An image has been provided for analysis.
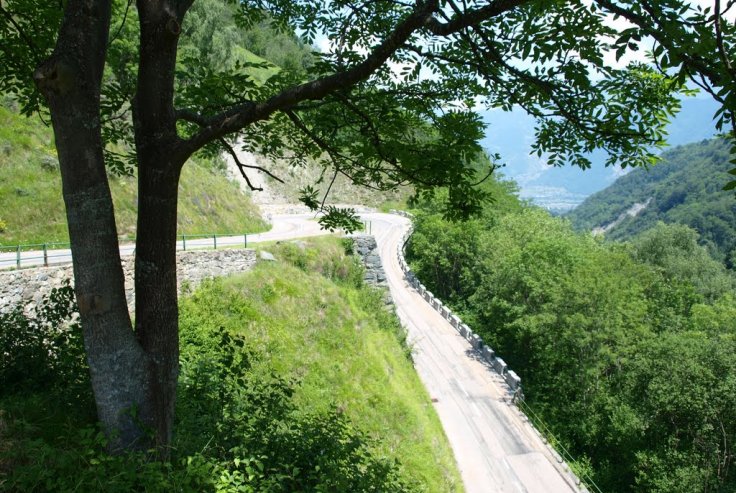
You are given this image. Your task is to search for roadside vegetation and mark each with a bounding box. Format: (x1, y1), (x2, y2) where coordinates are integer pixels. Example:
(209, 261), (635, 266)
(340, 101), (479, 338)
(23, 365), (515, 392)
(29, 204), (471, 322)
(407, 174), (736, 492)
(0, 236), (462, 492)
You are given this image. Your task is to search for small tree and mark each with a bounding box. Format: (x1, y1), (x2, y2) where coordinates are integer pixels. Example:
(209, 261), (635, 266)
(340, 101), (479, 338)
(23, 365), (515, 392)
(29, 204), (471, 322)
(0, 0), (729, 454)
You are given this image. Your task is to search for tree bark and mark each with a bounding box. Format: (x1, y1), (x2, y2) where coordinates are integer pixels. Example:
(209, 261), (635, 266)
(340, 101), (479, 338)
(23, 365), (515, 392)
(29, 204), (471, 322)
(37, 0), (192, 454)
(132, 156), (182, 452)
(131, 0), (190, 452)
(34, 0), (149, 452)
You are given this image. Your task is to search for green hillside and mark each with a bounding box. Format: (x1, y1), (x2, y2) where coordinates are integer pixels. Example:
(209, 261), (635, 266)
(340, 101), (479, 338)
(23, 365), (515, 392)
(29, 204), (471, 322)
(566, 137), (736, 263)
(0, 103), (267, 246)
(1, 237), (462, 492)
(407, 175), (736, 492)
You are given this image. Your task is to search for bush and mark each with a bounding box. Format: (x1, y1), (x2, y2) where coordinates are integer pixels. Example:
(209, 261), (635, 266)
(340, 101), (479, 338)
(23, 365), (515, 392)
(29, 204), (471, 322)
(177, 323), (416, 492)
(272, 238), (364, 288)
(0, 281), (88, 403)
(1, 281), (417, 492)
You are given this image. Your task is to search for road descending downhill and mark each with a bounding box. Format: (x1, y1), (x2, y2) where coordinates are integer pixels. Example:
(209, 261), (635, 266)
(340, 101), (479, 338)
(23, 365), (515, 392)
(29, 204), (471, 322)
(363, 212), (582, 493)
(2, 211), (582, 492)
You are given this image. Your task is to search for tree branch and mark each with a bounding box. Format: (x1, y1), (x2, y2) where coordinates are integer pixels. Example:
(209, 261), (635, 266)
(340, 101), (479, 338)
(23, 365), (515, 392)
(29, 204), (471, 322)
(178, 0), (538, 161)
(108, 0), (133, 47)
(175, 108), (209, 126)
(182, 0), (441, 154)
(596, 0), (720, 84)
(0, 3), (40, 57)
(715, 0), (736, 83)
(321, 168), (340, 209)
(219, 137), (285, 191)
(283, 109), (398, 191)
(424, 0), (530, 36)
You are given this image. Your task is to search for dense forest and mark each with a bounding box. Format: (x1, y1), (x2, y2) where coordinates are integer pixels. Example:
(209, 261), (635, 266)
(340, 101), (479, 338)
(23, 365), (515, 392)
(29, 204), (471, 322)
(407, 174), (736, 492)
(566, 138), (736, 265)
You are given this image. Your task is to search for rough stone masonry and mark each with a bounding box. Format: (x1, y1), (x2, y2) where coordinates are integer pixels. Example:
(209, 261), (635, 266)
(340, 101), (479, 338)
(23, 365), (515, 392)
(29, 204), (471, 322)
(0, 249), (257, 315)
(351, 234), (395, 307)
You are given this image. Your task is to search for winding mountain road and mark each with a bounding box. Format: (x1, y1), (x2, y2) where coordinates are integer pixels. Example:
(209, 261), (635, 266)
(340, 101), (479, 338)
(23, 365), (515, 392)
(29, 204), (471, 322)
(1, 211), (582, 492)
(365, 212), (582, 493)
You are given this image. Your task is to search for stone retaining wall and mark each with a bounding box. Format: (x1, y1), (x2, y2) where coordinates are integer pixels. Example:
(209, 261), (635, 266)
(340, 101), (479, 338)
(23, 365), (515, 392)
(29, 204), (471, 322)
(0, 249), (257, 315)
(351, 234), (395, 308)
(351, 235), (387, 287)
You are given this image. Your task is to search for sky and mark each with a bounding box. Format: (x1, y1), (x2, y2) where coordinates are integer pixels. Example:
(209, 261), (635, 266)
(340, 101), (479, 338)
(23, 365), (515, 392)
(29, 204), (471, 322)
(482, 95), (721, 212)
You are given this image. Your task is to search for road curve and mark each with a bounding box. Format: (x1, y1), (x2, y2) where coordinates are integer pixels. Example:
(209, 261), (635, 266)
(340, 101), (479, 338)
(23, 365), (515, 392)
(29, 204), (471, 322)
(364, 212), (582, 493)
(2, 212), (582, 492)
(0, 214), (329, 270)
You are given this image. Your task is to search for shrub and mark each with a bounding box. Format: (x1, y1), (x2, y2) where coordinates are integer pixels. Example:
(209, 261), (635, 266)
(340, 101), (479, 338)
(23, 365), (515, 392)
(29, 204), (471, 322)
(1, 282), (417, 492)
(177, 323), (416, 492)
(0, 281), (88, 403)
(272, 238), (364, 288)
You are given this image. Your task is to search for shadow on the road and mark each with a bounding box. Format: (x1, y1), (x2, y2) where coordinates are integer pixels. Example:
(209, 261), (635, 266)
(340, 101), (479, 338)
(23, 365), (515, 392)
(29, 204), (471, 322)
(464, 347), (516, 400)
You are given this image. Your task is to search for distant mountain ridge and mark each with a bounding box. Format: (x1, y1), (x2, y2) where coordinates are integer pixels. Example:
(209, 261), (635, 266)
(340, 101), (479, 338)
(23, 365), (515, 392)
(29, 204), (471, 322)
(566, 137), (736, 264)
(483, 96), (721, 212)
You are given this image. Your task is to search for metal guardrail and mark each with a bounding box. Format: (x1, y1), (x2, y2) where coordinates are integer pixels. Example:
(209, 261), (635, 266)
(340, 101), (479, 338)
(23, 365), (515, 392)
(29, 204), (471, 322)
(515, 398), (604, 493)
(390, 208), (604, 493)
(175, 233), (249, 252)
(0, 242), (71, 269)
(0, 233), (251, 269)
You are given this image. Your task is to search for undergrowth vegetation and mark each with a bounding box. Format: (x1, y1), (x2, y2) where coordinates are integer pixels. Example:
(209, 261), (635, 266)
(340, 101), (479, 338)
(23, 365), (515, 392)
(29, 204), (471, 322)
(0, 237), (461, 492)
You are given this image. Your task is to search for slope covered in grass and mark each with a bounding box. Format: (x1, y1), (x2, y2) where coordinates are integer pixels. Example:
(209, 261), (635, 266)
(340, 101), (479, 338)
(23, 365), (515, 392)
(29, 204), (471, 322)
(0, 103), (267, 246)
(1, 236), (462, 492)
(179, 236), (463, 492)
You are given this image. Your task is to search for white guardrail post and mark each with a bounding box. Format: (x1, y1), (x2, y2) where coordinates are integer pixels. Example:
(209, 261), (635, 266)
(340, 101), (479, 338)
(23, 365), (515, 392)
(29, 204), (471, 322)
(388, 209), (600, 493)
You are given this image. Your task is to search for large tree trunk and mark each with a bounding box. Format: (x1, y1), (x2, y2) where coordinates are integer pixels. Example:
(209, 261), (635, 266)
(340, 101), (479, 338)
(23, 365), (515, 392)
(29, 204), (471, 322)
(132, 157), (182, 452)
(130, 0), (191, 453)
(36, 0), (194, 455)
(34, 0), (150, 452)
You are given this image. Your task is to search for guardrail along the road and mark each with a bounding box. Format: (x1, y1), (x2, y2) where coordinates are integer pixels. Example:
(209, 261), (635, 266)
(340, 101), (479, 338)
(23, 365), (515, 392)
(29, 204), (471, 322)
(389, 209), (602, 493)
(0, 232), (251, 270)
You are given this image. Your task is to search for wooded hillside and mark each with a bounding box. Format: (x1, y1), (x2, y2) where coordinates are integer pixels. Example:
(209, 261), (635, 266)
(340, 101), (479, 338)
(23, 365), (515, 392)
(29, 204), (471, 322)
(407, 174), (736, 492)
(566, 138), (736, 264)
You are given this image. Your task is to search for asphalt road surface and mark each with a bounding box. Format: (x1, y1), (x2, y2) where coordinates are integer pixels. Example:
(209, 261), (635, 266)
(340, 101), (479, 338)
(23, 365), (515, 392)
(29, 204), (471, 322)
(0, 214), (329, 270)
(364, 212), (582, 493)
(2, 212), (583, 492)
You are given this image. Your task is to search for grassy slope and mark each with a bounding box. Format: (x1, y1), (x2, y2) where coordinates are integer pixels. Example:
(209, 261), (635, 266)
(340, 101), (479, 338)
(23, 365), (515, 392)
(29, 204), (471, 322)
(180, 236), (463, 492)
(0, 104), (267, 246)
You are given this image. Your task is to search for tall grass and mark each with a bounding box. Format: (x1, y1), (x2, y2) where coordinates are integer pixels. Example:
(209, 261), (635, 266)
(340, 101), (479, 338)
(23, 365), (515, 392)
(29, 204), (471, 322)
(0, 104), (267, 246)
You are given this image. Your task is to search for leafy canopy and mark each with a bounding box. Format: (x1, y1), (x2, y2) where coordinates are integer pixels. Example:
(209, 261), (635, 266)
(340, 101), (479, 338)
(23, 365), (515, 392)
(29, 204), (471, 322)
(0, 0), (697, 222)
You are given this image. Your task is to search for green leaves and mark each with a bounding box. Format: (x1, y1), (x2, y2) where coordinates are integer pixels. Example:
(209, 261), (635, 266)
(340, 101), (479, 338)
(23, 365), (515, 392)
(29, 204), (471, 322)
(317, 206), (363, 233)
(724, 167), (736, 191)
(0, 280), (88, 402)
(0, 0), (62, 116)
(298, 184), (320, 210)
(409, 189), (736, 492)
